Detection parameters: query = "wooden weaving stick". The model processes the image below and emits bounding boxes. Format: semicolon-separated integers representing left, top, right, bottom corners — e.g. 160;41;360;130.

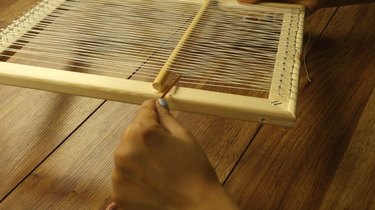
152;0;210;91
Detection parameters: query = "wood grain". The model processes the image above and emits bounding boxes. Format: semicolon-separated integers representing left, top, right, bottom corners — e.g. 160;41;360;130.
224;4;375;210
0;0;39;24
0;102;138;209
0;101;261;209
299;7;338;86
0;86;103;200
0;0;105;201
319;87;375;209
175;112;261;183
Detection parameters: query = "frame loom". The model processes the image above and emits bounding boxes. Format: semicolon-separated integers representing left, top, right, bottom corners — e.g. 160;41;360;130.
0;0;305;126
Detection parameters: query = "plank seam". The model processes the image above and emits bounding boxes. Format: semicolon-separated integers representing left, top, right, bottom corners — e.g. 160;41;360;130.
222;124;263;185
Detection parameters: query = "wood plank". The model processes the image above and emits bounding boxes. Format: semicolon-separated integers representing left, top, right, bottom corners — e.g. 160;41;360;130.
0;86;103;200
0;0;105;200
0;101;260;209
319;88;375;209
224;4;375;210
174;112;261;183
0;0;39;24
299;7;338;86
0;102;136;209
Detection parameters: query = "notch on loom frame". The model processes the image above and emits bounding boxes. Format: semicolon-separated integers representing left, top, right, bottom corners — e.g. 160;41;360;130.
152;0;210;91
161;74;182;98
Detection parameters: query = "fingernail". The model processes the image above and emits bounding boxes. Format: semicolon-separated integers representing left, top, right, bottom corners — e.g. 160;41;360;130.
106;202;118;210
158;98;169;110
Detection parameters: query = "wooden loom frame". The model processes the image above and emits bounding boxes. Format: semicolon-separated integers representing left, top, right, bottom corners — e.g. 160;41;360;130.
0;0;305;126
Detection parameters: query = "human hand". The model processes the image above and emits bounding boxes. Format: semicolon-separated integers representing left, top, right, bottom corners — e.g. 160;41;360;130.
110;99;239;210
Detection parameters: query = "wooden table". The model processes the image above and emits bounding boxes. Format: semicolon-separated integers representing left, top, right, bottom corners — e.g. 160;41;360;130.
0;1;374;209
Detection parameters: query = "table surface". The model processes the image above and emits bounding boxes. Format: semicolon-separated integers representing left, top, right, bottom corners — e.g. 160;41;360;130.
0;1;374;209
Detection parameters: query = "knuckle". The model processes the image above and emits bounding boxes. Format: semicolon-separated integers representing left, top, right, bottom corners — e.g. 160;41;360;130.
113;149;135;169
139;99;155;111
132;121;163;139
111;170;126;184
114;153;136;168
111;193;123;207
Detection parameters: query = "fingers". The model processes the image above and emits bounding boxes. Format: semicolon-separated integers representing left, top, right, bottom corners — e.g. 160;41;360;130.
125;99;165;140
119;99;195;149
132;99;159;128
158;98;169;110
116;99;161;159
155;99;184;134
105;202;118;210
155;99;195;141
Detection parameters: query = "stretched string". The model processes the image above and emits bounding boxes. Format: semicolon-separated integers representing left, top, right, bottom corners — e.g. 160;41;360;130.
0;0;298;94
303;31;312;82
158;3;284;92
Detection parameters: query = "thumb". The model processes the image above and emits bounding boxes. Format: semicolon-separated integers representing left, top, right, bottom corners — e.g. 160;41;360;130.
155;99;191;138
105;202;118;210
